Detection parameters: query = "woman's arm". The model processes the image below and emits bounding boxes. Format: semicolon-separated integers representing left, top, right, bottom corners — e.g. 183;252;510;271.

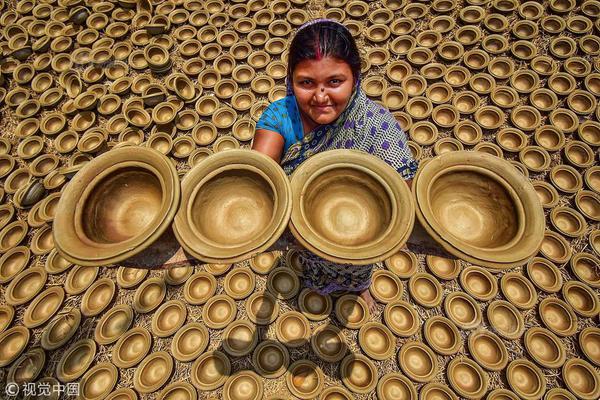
252;129;285;163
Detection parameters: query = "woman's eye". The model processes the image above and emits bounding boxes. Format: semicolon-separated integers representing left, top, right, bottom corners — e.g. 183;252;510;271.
330;79;340;84
301;80;312;85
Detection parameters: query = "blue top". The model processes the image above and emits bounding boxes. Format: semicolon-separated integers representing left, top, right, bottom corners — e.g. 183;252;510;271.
255;96;304;153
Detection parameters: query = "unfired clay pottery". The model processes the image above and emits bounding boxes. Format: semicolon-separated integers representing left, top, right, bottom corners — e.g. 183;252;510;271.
539;297;578;337
398;341;438;383
56;339;96;382
340;354;378;394
384;300;420;337
223;267;255;300
267;267;300;300
426;255;461;280
298;288;332;321
335;294;370;329
562;281;600;317
133;277;166;314
384;249;418;278
443;292;482;329
183;271;216;305
133;351;173;393
0;326;30;368
223;320;258;357
570;253;600;288
112;327;152;368
222;370;263;400
157;381;197;400
5;266;47;306
23;286;64;328
377;373;417;400
151;300;187;337
506;359;547;400
423;316;462;355
171;322;209;362
526;257;563;293
81;278;115;317
252;340;289;378
286;360;324;398
202;294;237;329
79;362;119;400
94;304;134;345
500;272;538;310
246;291;279;325
311;323;347;362
524;327;566;369
446;357;489;400
467;330;508;371
579;327;600;367
408;272;443;308
459;265;498;301
562;358;600;400
487;300;525;339
275;311;310;347
358;322;395;360
369;270;403;303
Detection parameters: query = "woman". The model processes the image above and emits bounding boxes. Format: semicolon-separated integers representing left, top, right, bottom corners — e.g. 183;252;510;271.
252;19;418;310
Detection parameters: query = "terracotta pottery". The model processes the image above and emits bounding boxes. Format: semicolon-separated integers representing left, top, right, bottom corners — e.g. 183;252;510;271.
524;327;566;369
539;297;578;337
204;263;232;276
246;291;279;325
41;308;81;351
356;322;395;360
286;360;324;398
487;300;525;339
133;351;173;393
444;292;482;330
182;271;216;305
544;388;577;400
23;286;64;329
311;323;347;362
56;339;96;382
369;269;403;304
222;370;263;400
377;373;417;400
519;146;551;173
550;165;582;194
500;272;538;310
335;294;370;329
410;121;438;146
562;281;600;318
202;294;237;330
223;267;255;300
275;311;310;347
223;320;258;357
414;151;544;269
423;316;462;356
383;300;420;337
579;327;600;367
467;330;508;371
116;267;148;289
171;322;209;362
446;357;489;400
249;252;279;275
0;246;30;284
578;121;600;148
408;272;443;308
570;252;600;288
298;289;332;321
0;304;14;333
550;207;587;238
506;359;547;400
151;300;187;337
164;266;193;286
94;304;133;345
384;249;417;278
398;341;438;383
53;147;179;266
549;108;579;134
562;358;600;400
0;326;30;368
252;340;289;378
453;121;482;146
5;266;47;306
266;267;300;300
133;277;166;314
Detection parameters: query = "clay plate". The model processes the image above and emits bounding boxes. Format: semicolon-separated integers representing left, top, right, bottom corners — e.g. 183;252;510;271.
358;322;395;360
112;327;152;368
5;266;47;306
56;339;96;382
133;351;174;393
286;360;324;398
94;304;134;345
398;341;438;383
447;357;489;399
116;267;148;289
506;359;547;400
298;288;332;321
252;340;289;378
369;269;403;304
151;299;187;337
222;370;263;400
246;291;279;325
340;354;378;394
424;316;462;355
23;286;64;328
41;309;81;351
64;265;97;295
444;291;482;330
335;294;370;329
202;294;237;329
383;300;420;337
467;330;508;371
487;300;525;339
275;311;311;348
171;322;209;362
524;327;566;369
223;320;258;357
377;373;417;400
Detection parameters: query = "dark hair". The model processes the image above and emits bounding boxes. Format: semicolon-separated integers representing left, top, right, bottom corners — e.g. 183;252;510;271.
288;20;362;85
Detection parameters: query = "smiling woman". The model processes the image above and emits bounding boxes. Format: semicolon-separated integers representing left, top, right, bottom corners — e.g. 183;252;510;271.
252;19;418;309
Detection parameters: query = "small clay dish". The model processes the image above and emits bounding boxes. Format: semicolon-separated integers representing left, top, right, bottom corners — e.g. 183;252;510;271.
249;252;279;275
356;322;395;360
164;266;193;286
377;373;417;400
0;326;30;368
252;340;289;378
423;316;462;355
578;121;600;148
564;141;595;168
115;267;148;290
231;90;256;112
310;323;347;362
133;277;166;314
298;289;332;321
524;327;566;369
223;267;255;300
489;86;518;109
487;300;525;339
550;108;579;134
506;359;547;400
534;125;565;153
550;165;582;194
579;327;600;367
191;351;230;391
222;370;263;400
80;277;115;317
539;230;572;265
570;252;600;288
7;346;46;385
524;257;562;294
468;330;508;371
56;339;96;382
267;268;300;300
444;292;482;330
539;297;578;337
500;273;538;310
453;121;482;146
511;106;541;132
550;207;587;238
5;266;46;306
0;246;30;284
398;341;438;383
246;291;279;325
425;255;461;280
94;304;133;345
544;388;577;400
112;327;152;368
23;286;64;328
157;381;197;400
447;357;489;399
40;308;80;351
474;105;505;130
286;360;324;398
562;281;600;317
276;311;311;347
409;121;438;146
211;107;237;129
384;250;417;278
204;263;232;276
496;128;528;153
519;146;551;173
78;362;119;400
232;119;256;142
334;294;370;329
585;167;600;194
133;351;173;394
0;304;14;333
223;320;258;357
202;294;237;329
171;322;209;362
369;270;403;304
381;300;419;337
151;300;187;337
408;272;443;308
562;358;600;400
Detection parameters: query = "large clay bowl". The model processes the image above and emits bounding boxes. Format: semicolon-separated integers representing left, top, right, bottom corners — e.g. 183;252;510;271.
157;381;198;400
171;322;209;362
423;316;462;355
7;347;46;385
202;294;237;329
298;288;332;321
443;292;482;330
41;309;81;351
81;278;115;317
446;357;489;400
223;267;255;300
223;320;258;357
23;286;64;328
222;370;263;400
246;291;279;325
252;340;289;378
524;327;566;369
377;373;417;400
580;327;600;367
340;354;378;394
94;304;134;345
53;147;179;266
459;266;498;301
408;272;443;308
174;150;291;263
526;257;563;293
56;339;96;382
289;149;414;265
413;151;544;269
562;281;600;318
500;272;538;310
5;266;47;306
398;341;438;383
151;300;187;337
79;362;119;400
133;351;173;393
112;327;152;368
467;330;508;371
0;326;30;368
183;271;217;305
311;323;347;362
383;300;420;337
426;255;461;280
369;269;403;303
571;253;600;289
506;359;547;400
539;297;578;337
562;358;600;400
384;249;418;278
286;360;324;398
335;294;370;329
133;277;166;314
275;311;310;347
487;300;525;339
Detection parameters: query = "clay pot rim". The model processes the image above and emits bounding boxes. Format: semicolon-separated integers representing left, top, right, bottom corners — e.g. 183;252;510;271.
308;323;345;362
500;272;539;309
246;291;279;326
191;123;217;146
519;145;551;172
444;291;482;329
496;128;528;153
275;310;310;347
550;206;587;238
212;107;238;129
562;281;600;317
467;330;508;371
267;268;300;300
487;300;525;339
423;316;462;355
285;360;324;397
398;341;438;383
29;224;55;256
578;120;600;147
539;297;578;336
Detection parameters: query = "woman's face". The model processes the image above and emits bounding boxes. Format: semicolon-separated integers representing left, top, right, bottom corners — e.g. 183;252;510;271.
292;56;355;126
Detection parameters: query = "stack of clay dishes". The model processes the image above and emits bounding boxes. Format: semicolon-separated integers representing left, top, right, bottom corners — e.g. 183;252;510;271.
413;151;544;269
289;149;414;265
53;147;179;266
174;149;291;263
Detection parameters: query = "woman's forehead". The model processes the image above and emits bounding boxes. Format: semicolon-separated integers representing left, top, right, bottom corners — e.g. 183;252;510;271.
292;57;353;77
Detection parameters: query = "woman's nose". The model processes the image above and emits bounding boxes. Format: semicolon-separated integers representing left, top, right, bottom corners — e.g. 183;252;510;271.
314;88;329;103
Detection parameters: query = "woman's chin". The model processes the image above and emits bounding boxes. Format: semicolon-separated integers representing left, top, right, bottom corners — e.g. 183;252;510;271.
310;112;338;125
